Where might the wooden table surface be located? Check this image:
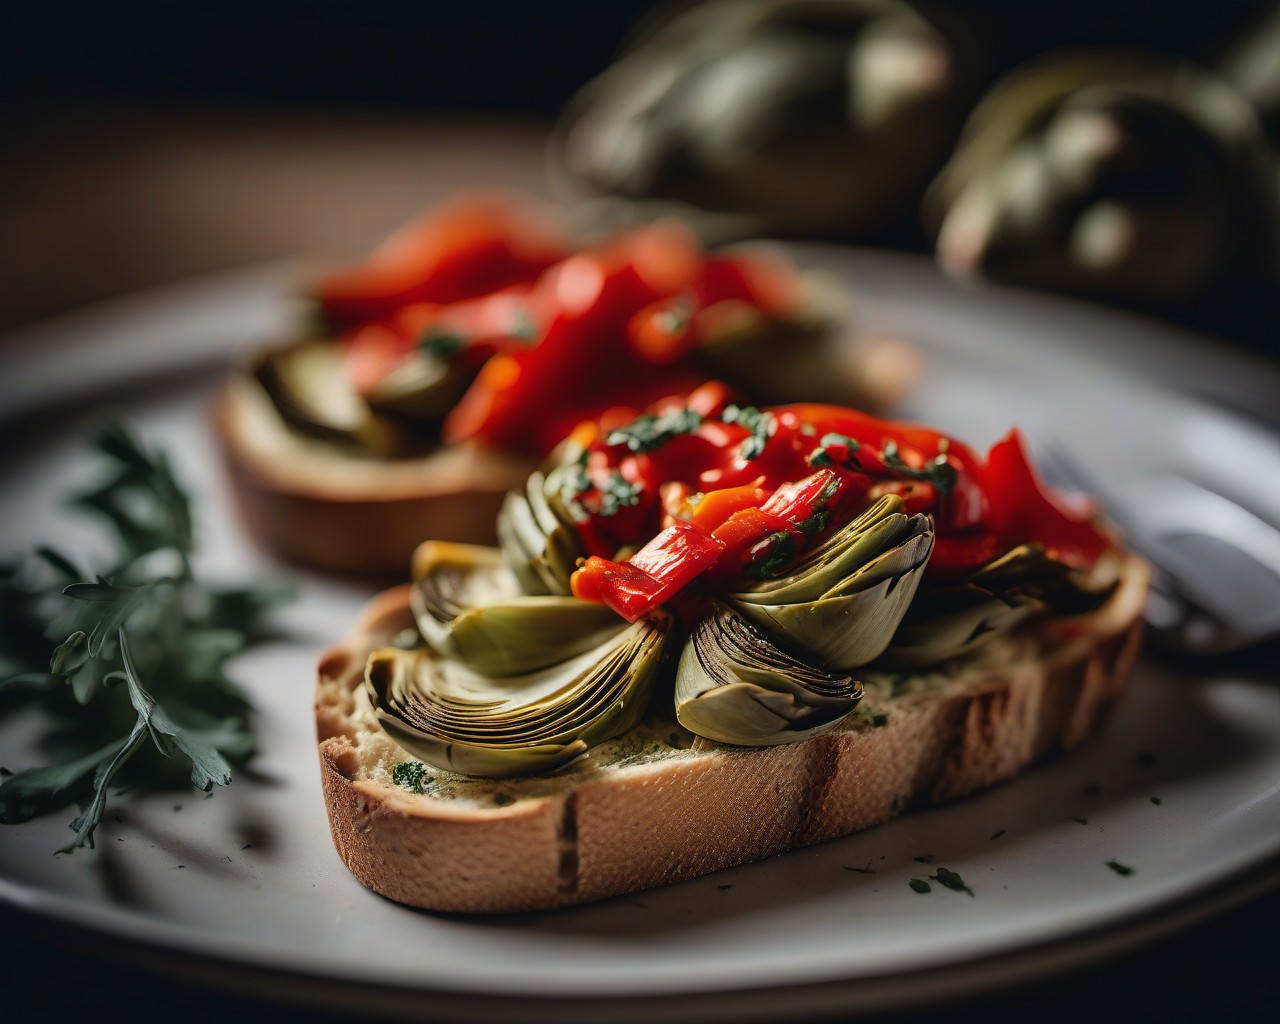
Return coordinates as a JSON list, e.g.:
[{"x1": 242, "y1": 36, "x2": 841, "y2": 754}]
[{"x1": 0, "y1": 97, "x2": 1273, "y2": 1024}]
